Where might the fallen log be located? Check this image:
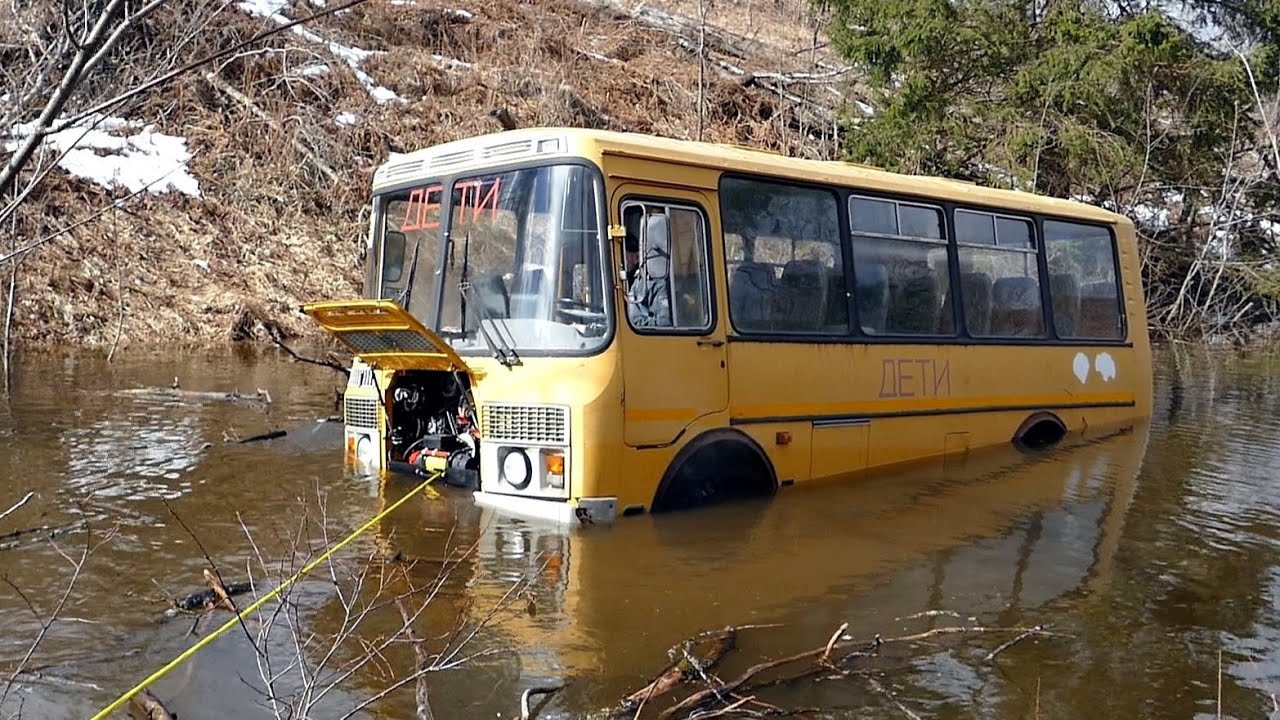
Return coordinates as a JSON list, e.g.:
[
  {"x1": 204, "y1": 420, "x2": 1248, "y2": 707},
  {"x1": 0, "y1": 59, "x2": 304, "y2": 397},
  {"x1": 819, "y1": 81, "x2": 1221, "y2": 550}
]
[
  {"x1": 237, "y1": 429, "x2": 288, "y2": 444},
  {"x1": 167, "y1": 579, "x2": 254, "y2": 614},
  {"x1": 0, "y1": 519, "x2": 88, "y2": 552},
  {"x1": 117, "y1": 386, "x2": 272, "y2": 405},
  {"x1": 203, "y1": 568, "x2": 237, "y2": 613},
  {"x1": 128, "y1": 689, "x2": 175, "y2": 720},
  {"x1": 619, "y1": 626, "x2": 737, "y2": 713}
]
